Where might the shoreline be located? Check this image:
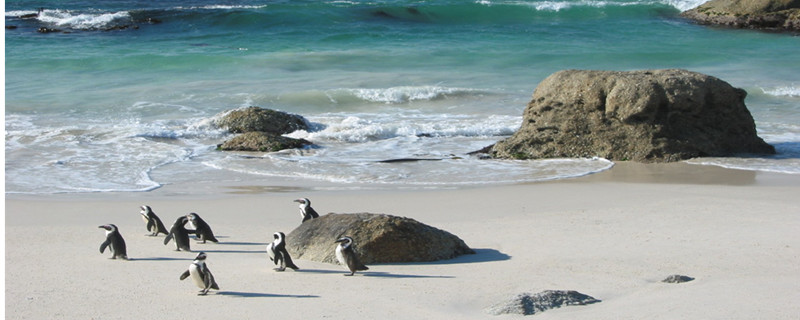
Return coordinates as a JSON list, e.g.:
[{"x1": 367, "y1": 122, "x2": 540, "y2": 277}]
[{"x1": 6, "y1": 162, "x2": 800, "y2": 319}]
